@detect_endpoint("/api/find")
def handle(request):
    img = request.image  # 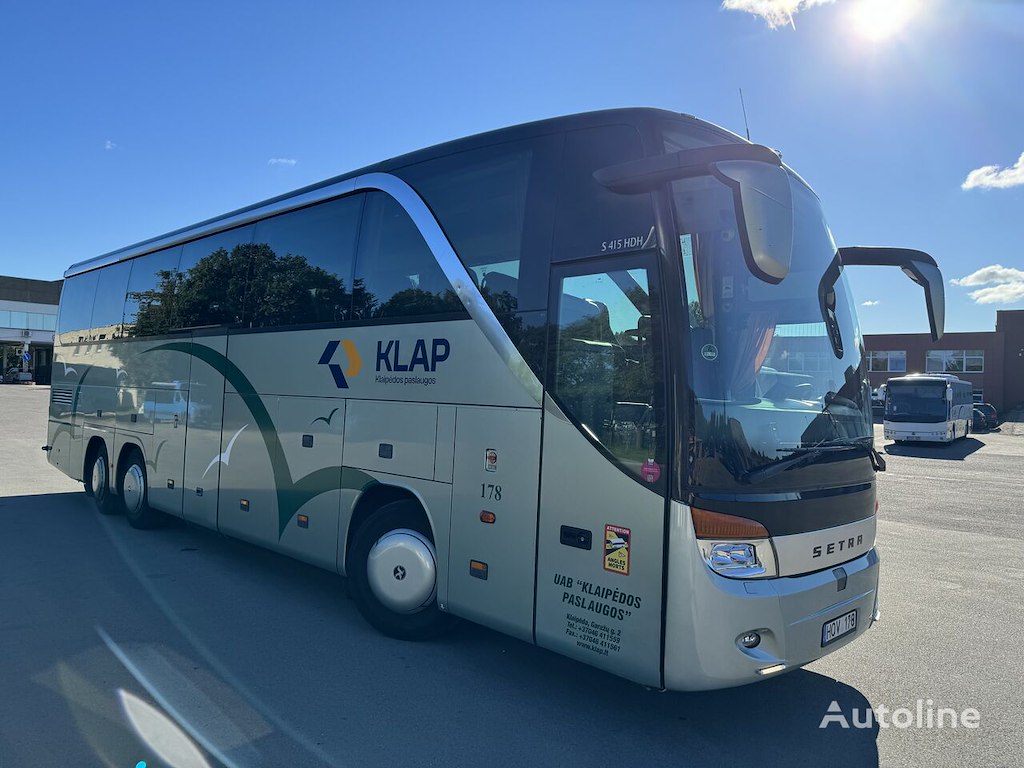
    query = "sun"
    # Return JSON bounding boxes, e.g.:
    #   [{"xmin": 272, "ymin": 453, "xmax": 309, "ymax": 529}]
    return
[{"xmin": 849, "ymin": 0, "xmax": 921, "ymax": 42}]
